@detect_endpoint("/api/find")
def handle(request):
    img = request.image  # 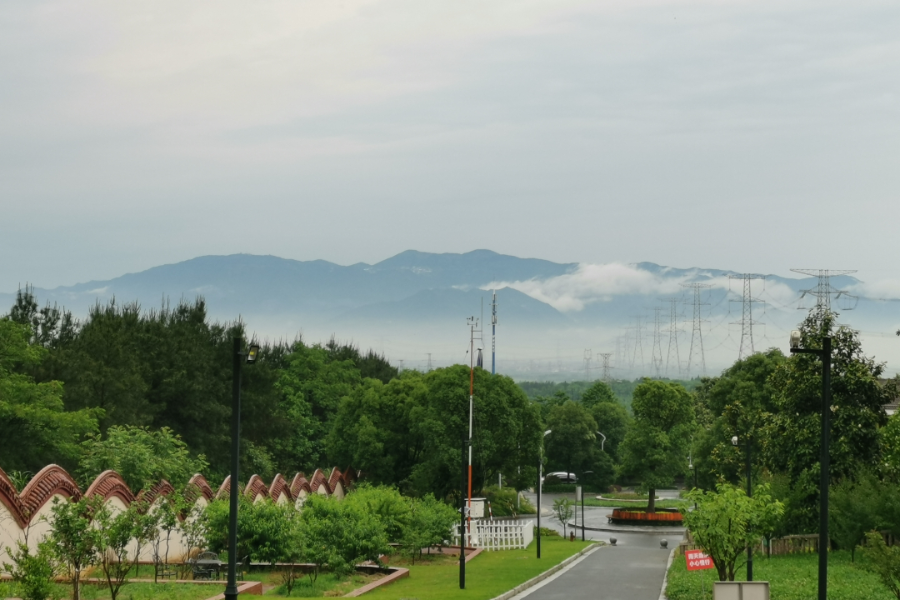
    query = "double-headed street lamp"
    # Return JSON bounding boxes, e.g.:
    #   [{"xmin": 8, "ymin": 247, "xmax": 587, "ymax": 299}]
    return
[
  {"xmin": 224, "ymin": 338, "xmax": 259, "ymax": 600},
  {"xmin": 789, "ymin": 329, "xmax": 832, "ymax": 600},
  {"xmin": 731, "ymin": 435, "xmax": 753, "ymax": 581}
]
